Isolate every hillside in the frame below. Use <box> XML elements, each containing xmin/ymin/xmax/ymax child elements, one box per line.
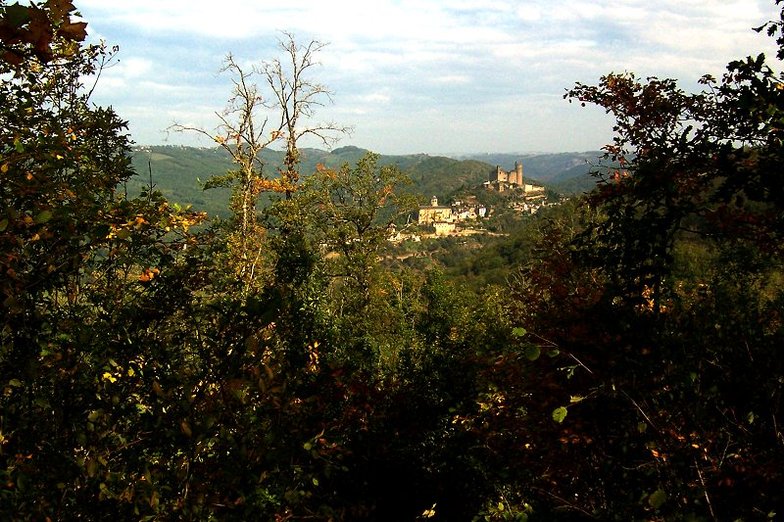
<box><xmin>128</xmin><ymin>147</ymin><xmax>233</xmax><ymax>217</ymax></box>
<box><xmin>403</xmin><ymin>156</ymin><xmax>498</xmax><ymax>202</ymax></box>
<box><xmin>129</xmin><ymin>145</ymin><xmax>597</xmax><ymax>217</ymax></box>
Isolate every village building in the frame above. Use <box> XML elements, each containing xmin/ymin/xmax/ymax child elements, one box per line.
<box><xmin>417</xmin><ymin>196</ymin><xmax>454</xmax><ymax>225</ymax></box>
<box><xmin>416</xmin><ymin>196</ymin><xmax>487</xmax><ymax>236</ymax></box>
<box><xmin>433</xmin><ymin>222</ymin><xmax>457</xmax><ymax>235</ymax></box>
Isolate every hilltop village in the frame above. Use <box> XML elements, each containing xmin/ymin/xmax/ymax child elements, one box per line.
<box><xmin>401</xmin><ymin>161</ymin><xmax>549</xmax><ymax>239</ymax></box>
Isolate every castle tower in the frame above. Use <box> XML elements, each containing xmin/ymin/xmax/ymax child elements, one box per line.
<box><xmin>515</xmin><ymin>161</ymin><xmax>523</xmax><ymax>186</ymax></box>
<box><xmin>494</xmin><ymin>165</ymin><xmax>507</xmax><ymax>183</ymax></box>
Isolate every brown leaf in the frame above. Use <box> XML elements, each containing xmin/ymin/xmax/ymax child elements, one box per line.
<box><xmin>57</xmin><ymin>21</ymin><xmax>87</xmax><ymax>42</ymax></box>
<box><xmin>46</xmin><ymin>0</ymin><xmax>77</xmax><ymax>22</ymax></box>
<box><xmin>24</xmin><ymin>9</ymin><xmax>55</xmax><ymax>61</ymax></box>
<box><xmin>1</xmin><ymin>49</ymin><xmax>23</xmax><ymax>66</ymax></box>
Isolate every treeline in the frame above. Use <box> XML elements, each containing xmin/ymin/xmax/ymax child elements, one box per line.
<box><xmin>1</xmin><ymin>1</ymin><xmax>783</xmax><ymax>521</ymax></box>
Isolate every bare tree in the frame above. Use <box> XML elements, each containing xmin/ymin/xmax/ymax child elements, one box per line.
<box><xmin>260</xmin><ymin>32</ymin><xmax>352</xmax><ymax>194</ymax></box>
<box><xmin>171</xmin><ymin>54</ymin><xmax>272</xmax><ymax>234</ymax></box>
<box><xmin>170</xmin><ymin>55</ymin><xmax>275</xmax><ymax>289</ymax></box>
<box><xmin>170</xmin><ymin>34</ymin><xmax>350</xmax><ymax>291</ymax></box>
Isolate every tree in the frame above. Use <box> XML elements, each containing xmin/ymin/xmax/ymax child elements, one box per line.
<box><xmin>171</xmin><ymin>55</ymin><xmax>278</xmax><ymax>292</ymax></box>
<box><xmin>1</xmin><ymin>2</ymin><xmax>207</xmax><ymax>518</ymax></box>
<box><xmin>311</xmin><ymin>155</ymin><xmax>416</xmax><ymax>308</ymax></box>
<box><xmin>506</xmin><ymin>3</ymin><xmax>784</xmax><ymax>518</ymax></box>
<box><xmin>1</xmin><ymin>1</ymin><xmax>127</xmax><ymax>316</ymax></box>
<box><xmin>172</xmin><ymin>34</ymin><xmax>350</xmax><ymax>293</ymax></box>
<box><xmin>565</xmin><ymin>22</ymin><xmax>784</xmax><ymax>310</ymax></box>
<box><xmin>300</xmin><ymin>154</ymin><xmax>418</xmax><ymax>368</ymax></box>
<box><xmin>262</xmin><ymin>32</ymin><xmax>352</xmax><ymax>193</ymax></box>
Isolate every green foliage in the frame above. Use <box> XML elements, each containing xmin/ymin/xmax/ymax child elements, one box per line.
<box><xmin>473</xmin><ymin>492</ymin><xmax>533</xmax><ymax>522</ymax></box>
<box><xmin>1</xmin><ymin>3</ymin><xmax>205</xmax><ymax>518</ymax></box>
<box><xmin>551</xmin><ymin>406</ymin><xmax>568</xmax><ymax>424</ymax></box>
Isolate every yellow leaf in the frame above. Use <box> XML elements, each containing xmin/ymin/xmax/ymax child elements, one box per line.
<box><xmin>421</xmin><ymin>503</ymin><xmax>437</xmax><ymax>518</ymax></box>
<box><xmin>138</xmin><ymin>267</ymin><xmax>158</xmax><ymax>282</ymax></box>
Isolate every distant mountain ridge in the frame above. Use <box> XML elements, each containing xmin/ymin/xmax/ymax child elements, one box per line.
<box><xmin>128</xmin><ymin>145</ymin><xmax>601</xmax><ymax>217</ymax></box>
<box><xmin>454</xmin><ymin>151</ymin><xmax>604</xmax><ymax>189</ymax></box>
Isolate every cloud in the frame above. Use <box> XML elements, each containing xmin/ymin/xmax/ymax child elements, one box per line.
<box><xmin>429</xmin><ymin>75</ymin><xmax>473</xmax><ymax>84</ymax></box>
<box><xmin>77</xmin><ymin>0</ymin><xmax>784</xmax><ymax>153</ymax></box>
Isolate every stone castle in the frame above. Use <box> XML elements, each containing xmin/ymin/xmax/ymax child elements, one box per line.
<box><xmin>485</xmin><ymin>161</ymin><xmax>546</xmax><ymax>198</ymax></box>
<box><xmin>492</xmin><ymin>161</ymin><xmax>525</xmax><ymax>186</ymax></box>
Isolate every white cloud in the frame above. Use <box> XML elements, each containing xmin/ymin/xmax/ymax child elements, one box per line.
<box><xmin>76</xmin><ymin>0</ymin><xmax>784</xmax><ymax>153</ymax></box>
<box><xmin>430</xmin><ymin>75</ymin><xmax>473</xmax><ymax>84</ymax></box>
<box><xmin>113</xmin><ymin>57</ymin><xmax>153</xmax><ymax>78</ymax></box>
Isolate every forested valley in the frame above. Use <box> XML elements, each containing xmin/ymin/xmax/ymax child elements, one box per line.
<box><xmin>1</xmin><ymin>1</ymin><xmax>783</xmax><ymax>520</ymax></box>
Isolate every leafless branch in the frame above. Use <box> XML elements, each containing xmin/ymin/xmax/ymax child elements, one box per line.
<box><xmin>258</xmin><ymin>32</ymin><xmax>352</xmax><ymax>188</ymax></box>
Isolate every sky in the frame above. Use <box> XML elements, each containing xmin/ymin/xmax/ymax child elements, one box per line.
<box><xmin>76</xmin><ymin>0</ymin><xmax>781</xmax><ymax>155</ymax></box>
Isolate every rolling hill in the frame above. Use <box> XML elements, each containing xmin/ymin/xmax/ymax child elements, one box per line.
<box><xmin>128</xmin><ymin>145</ymin><xmax>600</xmax><ymax>217</ymax></box>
